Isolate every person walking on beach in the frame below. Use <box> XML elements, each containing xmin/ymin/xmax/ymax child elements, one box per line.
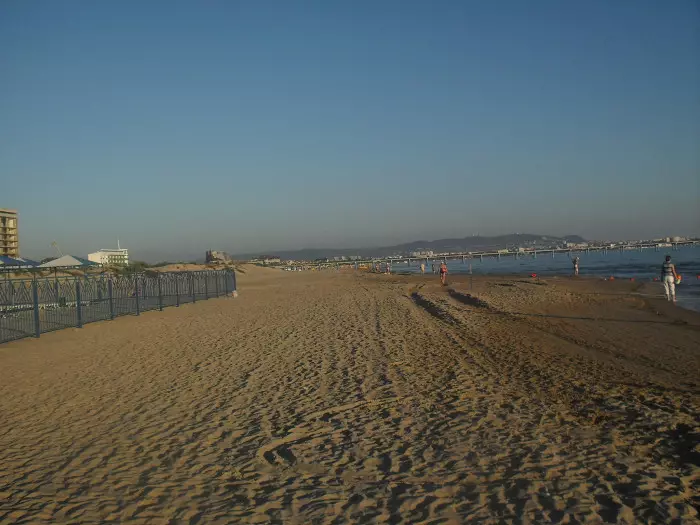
<box><xmin>431</xmin><ymin>263</ymin><xmax>436</xmax><ymax>274</ymax></box>
<box><xmin>573</xmin><ymin>256</ymin><xmax>580</xmax><ymax>276</ymax></box>
<box><xmin>661</xmin><ymin>255</ymin><xmax>679</xmax><ymax>303</ymax></box>
<box><xmin>385</xmin><ymin>262</ymin><xmax>391</xmax><ymax>275</ymax></box>
<box><xmin>439</xmin><ymin>262</ymin><xmax>448</xmax><ymax>285</ymax></box>
<box><xmin>420</xmin><ymin>262</ymin><xmax>425</xmax><ymax>275</ymax></box>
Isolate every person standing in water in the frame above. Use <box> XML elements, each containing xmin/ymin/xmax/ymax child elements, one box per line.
<box><xmin>439</xmin><ymin>261</ymin><xmax>448</xmax><ymax>285</ymax></box>
<box><xmin>661</xmin><ymin>255</ymin><xmax>679</xmax><ymax>303</ymax></box>
<box><xmin>573</xmin><ymin>256</ymin><xmax>580</xmax><ymax>276</ymax></box>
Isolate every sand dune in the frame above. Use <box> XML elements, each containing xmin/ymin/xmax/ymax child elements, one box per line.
<box><xmin>1</xmin><ymin>270</ymin><xmax>698</xmax><ymax>523</ymax></box>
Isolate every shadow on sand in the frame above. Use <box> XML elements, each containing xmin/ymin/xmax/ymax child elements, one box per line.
<box><xmin>445</xmin><ymin>289</ymin><xmax>699</xmax><ymax>328</ymax></box>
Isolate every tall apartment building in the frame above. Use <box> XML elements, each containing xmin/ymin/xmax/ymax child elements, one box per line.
<box><xmin>0</xmin><ymin>208</ymin><xmax>19</xmax><ymax>258</ymax></box>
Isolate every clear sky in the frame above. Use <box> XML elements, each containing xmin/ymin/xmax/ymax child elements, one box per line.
<box><xmin>2</xmin><ymin>1</ymin><xmax>699</xmax><ymax>261</ymax></box>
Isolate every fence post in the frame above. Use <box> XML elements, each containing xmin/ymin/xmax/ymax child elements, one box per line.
<box><xmin>223</xmin><ymin>270</ymin><xmax>229</xmax><ymax>295</ymax></box>
<box><xmin>175</xmin><ymin>275</ymin><xmax>180</xmax><ymax>306</ymax></box>
<box><xmin>215</xmin><ymin>271</ymin><xmax>220</xmax><ymax>296</ymax></box>
<box><xmin>191</xmin><ymin>273</ymin><xmax>196</xmax><ymax>303</ymax></box>
<box><xmin>204</xmin><ymin>272</ymin><xmax>209</xmax><ymax>299</ymax></box>
<box><xmin>76</xmin><ymin>279</ymin><xmax>83</xmax><ymax>328</ymax></box>
<box><xmin>135</xmin><ymin>276</ymin><xmax>141</xmax><ymax>315</ymax></box>
<box><xmin>108</xmin><ymin>278</ymin><xmax>114</xmax><ymax>319</ymax></box>
<box><xmin>32</xmin><ymin>280</ymin><xmax>41</xmax><ymax>338</ymax></box>
<box><xmin>232</xmin><ymin>270</ymin><xmax>237</xmax><ymax>294</ymax></box>
<box><xmin>158</xmin><ymin>274</ymin><xmax>163</xmax><ymax>311</ymax></box>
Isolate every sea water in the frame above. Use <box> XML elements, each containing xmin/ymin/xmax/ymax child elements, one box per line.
<box><xmin>395</xmin><ymin>245</ymin><xmax>700</xmax><ymax>312</ymax></box>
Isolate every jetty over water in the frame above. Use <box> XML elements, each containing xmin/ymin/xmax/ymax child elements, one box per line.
<box><xmin>337</xmin><ymin>240</ymin><xmax>699</xmax><ymax>267</ymax></box>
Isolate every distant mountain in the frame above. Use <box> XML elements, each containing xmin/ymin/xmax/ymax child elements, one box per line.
<box><xmin>234</xmin><ymin>234</ymin><xmax>586</xmax><ymax>261</ymax></box>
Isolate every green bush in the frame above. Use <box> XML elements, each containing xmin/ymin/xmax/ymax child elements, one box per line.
<box><xmin>128</xmin><ymin>261</ymin><xmax>150</xmax><ymax>272</ymax></box>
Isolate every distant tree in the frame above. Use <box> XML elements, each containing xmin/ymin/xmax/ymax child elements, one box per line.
<box><xmin>112</xmin><ymin>265</ymin><xmax>131</xmax><ymax>276</ymax></box>
<box><xmin>128</xmin><ymin>261</ymin><xmax>150</xmax><ymax>272</ymax></box>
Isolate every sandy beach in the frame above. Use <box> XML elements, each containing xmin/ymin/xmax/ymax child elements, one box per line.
<box><xmin>1</xmin><ymin>266</ymin><xmax>699</xmax><ymax>524</ymax></box>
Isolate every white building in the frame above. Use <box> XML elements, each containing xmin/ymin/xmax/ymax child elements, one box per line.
<box><xmin>88</xmin><ymin>248</ymin><xmax>129</xmax><ymax>266</ymax></box>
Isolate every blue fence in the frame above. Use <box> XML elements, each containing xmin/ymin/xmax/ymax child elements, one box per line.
<box><xmin>0</xmin><ymin>270</ymin><xmax>236</xmax><ymax>345</ymax></box>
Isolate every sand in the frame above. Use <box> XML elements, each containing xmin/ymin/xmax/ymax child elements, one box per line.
<box><xmin>1</xmin><ymin>267</ymin><xmax>699</xmax><ymax>524</ymax></box>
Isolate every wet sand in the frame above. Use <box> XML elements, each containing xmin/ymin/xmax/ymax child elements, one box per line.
<box><xmin>1</xmin><ymin>267</ymin><xmax>699</xmax><ymax>524</ymax></box>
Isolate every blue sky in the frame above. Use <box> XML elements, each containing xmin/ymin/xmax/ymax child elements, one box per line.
<box><xmin>1</xmin><ymin>1</ymin><xmax>698</xmax><ymax>261</ymax></box>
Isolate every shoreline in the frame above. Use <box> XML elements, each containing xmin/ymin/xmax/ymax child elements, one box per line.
<box><xmin>391</xmin><ymin>269</ymin><xmax>700</xmax><ymax>313</ymax></box>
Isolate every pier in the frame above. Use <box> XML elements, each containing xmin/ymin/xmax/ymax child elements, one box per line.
<box><xmin>339</xmin><ymin>240</ymin><xmax>699</xmax><ymax>268</ymax></box>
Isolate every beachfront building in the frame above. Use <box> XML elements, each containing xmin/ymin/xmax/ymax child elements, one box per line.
<box><xmin>206</xmin><ymin>250</ymin><xmax>232</xmax><ymax>263</ymax></box>
<box><xmin>88</xmin><ymin>247</ymin><xmax>129</xmax><ymax>266</ymax></box>
<box><xmin>0</xmin><ymin>208</ymin><xmax>19</xmax><ymax>258</ymax></box>
<box><xmin>254</xmin><ymin>256</ymin><xmax>281</xmax><ymax>266</ymax></box>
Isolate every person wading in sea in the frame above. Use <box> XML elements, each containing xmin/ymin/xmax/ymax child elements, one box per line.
<box><xmin>661</xmin><ymin>255</ymin><xmax>679</xmax><ymax>303</ymax></box>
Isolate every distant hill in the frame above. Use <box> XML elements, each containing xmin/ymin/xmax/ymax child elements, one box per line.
<box><xmin>234</xmin><ymin>234</ymin><xmax>586</xmax><ymax>261</ymax></box>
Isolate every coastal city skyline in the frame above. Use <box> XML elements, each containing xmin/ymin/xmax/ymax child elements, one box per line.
<box><xmin>2</xmin><ymin>204</ymin><xmax>696</xmax><ymax>263</ymax></box>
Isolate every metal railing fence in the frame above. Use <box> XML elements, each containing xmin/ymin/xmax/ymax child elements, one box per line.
<box><xmin>0</xmin><ymin>270</ymin><xmax>236</xmax><ymax>344</ymax></box>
